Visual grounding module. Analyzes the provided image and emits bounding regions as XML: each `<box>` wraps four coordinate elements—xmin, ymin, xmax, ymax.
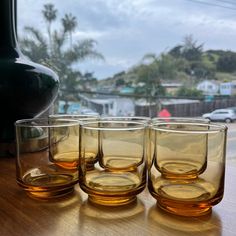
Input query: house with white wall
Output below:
<box><xmin>220</xmin><ymin>81</ymin><xmax>236</xmax><ymax>96</ymax></box>
<box><xmin>196</xmin><ymin>80</ymin><xmax>219</xmax><ymax>95</ymax></box>
<box><xmin>79</xmin><ymin>95</ymin><xmax>135</xmax><ymax>116</ymax></box>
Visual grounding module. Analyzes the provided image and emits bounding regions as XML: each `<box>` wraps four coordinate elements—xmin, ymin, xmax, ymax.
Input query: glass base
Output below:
<box><xmin>88</xmin><ymin>195</ymin><xmax>137</xmax><ymax>206</ymax></box>
<box><xmin>156</xmin><ymin>200</ymin><xmax>212</xmax><ymax>216</ymax></box>
<box><xmin>149</xmin><ymin>176</ymin><xmax>220</xmax><ymax>216</ymax></box>
<box><xmin>26</xmin><ymin>186</ymin><xmax>75</xmax><ymax>200</ymax></box>
<box><xmin>17</xmin><ymin>177</ymin><xmax>76</xmax><ymax>200</ymax></box>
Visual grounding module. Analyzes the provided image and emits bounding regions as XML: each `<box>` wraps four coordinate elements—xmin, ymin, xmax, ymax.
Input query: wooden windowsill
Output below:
<box><xmin>0</xmin><ymin>157</ymin><xmax>235</xmax><ymax>236</ymax></box>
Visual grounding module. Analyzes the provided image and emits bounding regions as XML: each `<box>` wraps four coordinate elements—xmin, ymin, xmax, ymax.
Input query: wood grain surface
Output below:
<box><xmin>0</xmin><ymin>157</ymin><xmax>235</xmax><ymax>236</ymax></box>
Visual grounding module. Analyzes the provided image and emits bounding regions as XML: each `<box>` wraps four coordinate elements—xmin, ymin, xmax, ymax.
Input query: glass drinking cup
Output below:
<box><xmin>149</xmin><ymin>117</ymin><xmax>210</xmax><ymax>168</ymax></box>
<box><xmin>148</xmin><ymin>122</ymin><xmax>227</xmax><ymax>216</ymax></box>
<box><xmin>49</xmin><ymin>114</ymin><xmax>99</xmax><ymax>170</ymax></box>
<box><xmin>79</xmin><ymin>119</ymin><xmax>147</xmax><ymax>206</ymax></box>
<box><xmin>101</xmin><ymin>116</ymin><xmax>151</xmax><ymax>171</ymax></box>
<box><xmin>15</xmin><ymin>118</ymin><xmax>80</xmax><ymax>199</ymax></box>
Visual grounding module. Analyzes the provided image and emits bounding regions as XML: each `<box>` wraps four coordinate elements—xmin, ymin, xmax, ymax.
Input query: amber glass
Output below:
<box><xmin>101</xmin><ymin>116</ymin><xmax>151</xmax><ymax>171</ymax></box>
<box><xmin>49</xmin><ymin>114</ymin><xmax>99</xmax><ymax>169</ymax></box>
<box><xmin>149</xmin><ymin>117</ymin><xmax>210</xmax><ymax>169</ymax></box>
<box><xmin>79</xmin><ymin>119</ymin><xmax>147</xmax><ymax>206</ymax></box>
<box><xmin>100</xmin><ymin>116</ymin><xmax>151</xmax><ymax>123</ymax></box>
<box><xmin>148</xmin><ymin>122</ymin><xmax>227</xmax><ymax>216</ymax></box>
<box><xmin>152</xmin><ymin>117</ymin><xmax>209</xmax><ymax>123</ymax></box>
<box><xmin>15</xmin><ymin>118</ymin><xmax>79</xmax><ymax>199</ymax></box>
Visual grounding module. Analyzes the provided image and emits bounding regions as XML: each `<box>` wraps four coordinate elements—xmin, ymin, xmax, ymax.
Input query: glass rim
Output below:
<box><xmin>152</xmin><ymin>117</ymin><xmax>209</xmax><ymax>121</ymax></box>
<box><xmin>49</xmin><ymin>114</ymin><xmax>99</xmax><ymax>118</ymax></box>
<box><xmin>100</xmin><ymin>116</ymin><xmax>150</xmax><ymax>120</ymax></box>
<box><xmin>49</xmin><ymin>114</ymin><xmax>99</xmax><ymax>122</ymax></box>
<box><xmin>81</xmin><ymin>120</ymin><xmax>147</xmax><ymax>131</ymax></box>
<box><xmin>151</xmin><ymin>122</ymin><xmax>227</xmax><ymax>134</ymax></box>
<box><xmin>15</xmin><ymin>118</ymin><xmax>80</xmax><ymax>128</ymax></box>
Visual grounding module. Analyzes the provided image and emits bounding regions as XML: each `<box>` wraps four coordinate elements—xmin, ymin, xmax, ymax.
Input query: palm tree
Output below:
<box><xmin>42</xmin><ymin>4</ymin><xmax>57</xmax><ymax>54</ymax></box>
<box><xmin>21</xmin><ymin>26</ymin><xmax>49</xmax><ymax>64</ymax></box>
<box><xmin>62</xmin><ymin>13</ymin><xmax>77</xmax><ymax>49</ymax></box>
<box><xmin>133</xmin><ymin>54</ymin><xmax>168</xmax><ymax>116</ymax></box>
<box><xmin>20</xmin><ymin>4</ymin><xmax>104</xmax><ymax>104</ymax></box>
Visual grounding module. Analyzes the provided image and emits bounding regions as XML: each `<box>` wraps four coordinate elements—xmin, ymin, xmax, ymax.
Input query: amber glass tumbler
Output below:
<box><xmin>148</xmin><ymin>122</ymin><xmax>227</xmax><ymax>216</ymax></box>
<box><xmin>49</xmin><ymin>114</ymin><xmax>99</xmax><ymax>170</ymax></box>
<box><xmin>15</xmin><ymin>118</ymin><xmax>79</xmax><ymax>199</ymax></box>
<box><xmin>149</xmin><ymin>117</ymin><xmax>210</xmax><ymax>170</ymax></box>
<box><xmin>79</xmin><ymin>119</ymin><xmax>147</xmax><ymax>206</ymax></box>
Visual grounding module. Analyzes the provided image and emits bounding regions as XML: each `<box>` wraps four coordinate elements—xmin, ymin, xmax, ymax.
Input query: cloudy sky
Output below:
<box><xmin>18</xmin><ymin>0</ymin><xmax>236</xmax><ymax>79</ymax></box>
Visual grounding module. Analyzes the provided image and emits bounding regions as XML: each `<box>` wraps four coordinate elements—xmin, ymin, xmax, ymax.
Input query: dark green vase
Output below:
<box><xmin>0</xmin><ymin>0</ymin><xmax>59</xmax><ymax>156</ymax></box>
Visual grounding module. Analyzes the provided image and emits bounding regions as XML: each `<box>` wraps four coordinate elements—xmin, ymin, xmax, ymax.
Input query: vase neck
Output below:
<box><xmin>0</xmin><ymin>0</ymin><xmax>20</xmax><ymax>58</ymax></box>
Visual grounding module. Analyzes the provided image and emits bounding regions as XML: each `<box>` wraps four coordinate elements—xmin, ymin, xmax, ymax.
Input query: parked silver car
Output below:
<box><xmin>202</xmin><ymin>108</ymin><xmax>236</xmax><ymax>123</ymax></box>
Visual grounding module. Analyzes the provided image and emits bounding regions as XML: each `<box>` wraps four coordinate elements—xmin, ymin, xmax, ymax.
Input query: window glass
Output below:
<box><xmin>17</xmin><ymin>0</ymin><xmax>236</xmax><ymax>117</ymax></box>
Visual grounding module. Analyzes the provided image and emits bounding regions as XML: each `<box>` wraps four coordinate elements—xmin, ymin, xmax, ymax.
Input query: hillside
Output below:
<box><xmin>97</xmin><ymin>39</ymin><xmax>236</xmax><ymax>97</ymax></box>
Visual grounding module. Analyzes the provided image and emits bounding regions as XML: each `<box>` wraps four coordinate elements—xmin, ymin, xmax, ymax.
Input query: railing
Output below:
<box><xmin>57</xmin><ymin>89</ymin><xmax>236</xmax><ymax>117</ymax></box>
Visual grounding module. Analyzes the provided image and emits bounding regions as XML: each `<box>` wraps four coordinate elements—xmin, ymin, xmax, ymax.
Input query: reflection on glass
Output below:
<box><xmin>49</xmin><ymin>114</ymin><xmax>99</xmax><ymax>169</ymax></box>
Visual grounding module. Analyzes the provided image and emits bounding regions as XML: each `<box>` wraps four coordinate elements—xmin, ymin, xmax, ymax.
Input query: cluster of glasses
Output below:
<box><xmin>15</xmin><ymin>115</ymin><xmax>227</xmax><ymax>216</ymax></box>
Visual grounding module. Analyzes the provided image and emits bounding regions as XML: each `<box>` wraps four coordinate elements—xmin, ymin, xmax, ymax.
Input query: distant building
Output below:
<box><xmin>134</xmin><ymin>98</ymin><xmax>200</xmax><ymax>117</ymax></box>
<box><xmin>58</xmin><ymin>101</ymin><xmax>81</xmax><ymax>114</ymax></box>
<box><xmin>79</xmin><ymin>95</ymin><xmax>135</xmax><ymax>116</ymax></box>
<box><xmin>161</xmin><ymin>82</ymin><xmax>182</xmax><ymax>95</ymax></box>
<box><xmin>220</xmin><ymin>81</ymin><xmax>236</xmax><ymax>96</ymax></box>
<box><xmin>196</xmin><ymin>80</ymin><xmax>219</xmax><ymax>95</ymax></box>
<box><xmin>119</xmin><ymin>87</ymin><xmax>135</xmax><ymax>94</ymax></box>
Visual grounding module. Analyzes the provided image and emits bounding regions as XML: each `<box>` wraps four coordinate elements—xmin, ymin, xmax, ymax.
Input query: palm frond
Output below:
<box><xmin>61</xmin><ymin>13</ymin><xmax>77</xmax><ymax>33</ymax></box>
<box><xmin>51</xmin><ymin>30</ymin><xmax>66</xmax><ymax>56</ymax></box>
<box><xmin>24</xmin><ymin>26</ymin><xmax>47</xmax><ymax>46</ymax></box>
<box><xmin>42</xmin><ymin>4</ymin><xmax>57</xmax><ymax>23</ymax></box>
<box><xmin>64</xmin><ymin>39</ymin><xmax>104</xmax><ymax>63</ymax></box>
<box><xmin>20</xmin><ymin>38</ymin><xmax>49</xmax><ymax>63</ymax></box>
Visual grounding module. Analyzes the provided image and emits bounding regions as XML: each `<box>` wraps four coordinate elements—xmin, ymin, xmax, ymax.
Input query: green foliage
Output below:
<box><xmin>21</xmin><ymin>5</ymin><xmax>236</xmax><ymax>102</ymax></box>
<box><xmin>42</xmin><ymin>4</ymin><xmax>57</xmax><ymax>23</ymax></box>
<box><xmin>187</xmin><ymin>61</ymin><xmax>215</xmax><ymax>80</ymax></box>
<box><xmin>98</xmin><ymin>33</ymin><xmax>236</xmax><ymax>101</ymax></box>
<box><xmin>115</xmin><ymin>78</ymin><xmax>125</xmax><ymax>87</ymax></box>
<box><xmin>114</xmin><ymin>71</ymin><xmax>126</xmax><ymax>78</ymax></box>
<box><xmin>62</xmin><ymin>13</ymin><xmax>77</xmax><ymax>48</ymax></box>
<box><xmin>215</xmin><ymin>72</ymin><xmax>236</xmax><ymax>82</ymax></box>
<box><xmin>20</xmin><ymin>3</ymin><xmax>104</xmax><ymax>102</ymax></box>
<box><xmin>132</xmin><ymin>61</ymin><xmax>166</xmax><ymax>97</ymax></box>
<box><xmin>181</xmin><ymin>35</ymin><xmax>203</xmax><ymax>61</ymax></box>
<box><xmin>176</xmin><ymin>86</ymin><xmax>203</xmax><ymax>97</ymax></box>
<box><xmin>168</xmin><ymin>35</ymin><xmax>203</xmax><ymax>63</ymax></box>
<box><xmin>169</xmin><ymin>45</ymin><xmax>182</xmax><ymax>58</ymax></box>
<box><xmin>216</xmin><ymin>52</ymin><xmax>236</xmax><ymax>73</ymax></box>
<box><xmin>158</xmin><ymin>54</ymin><xmax>177</xmax><ymax>80</ymax></box>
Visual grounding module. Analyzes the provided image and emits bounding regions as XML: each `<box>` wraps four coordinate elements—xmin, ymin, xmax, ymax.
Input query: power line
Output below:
<box><xmin>184</xmin><ymin>0</ymin><xmax>236</xmax><ymax>11</ymax></box>
<box><xmin>186</xmin><ymin>0</ymin><xmax>236</xmax><ymax>10</ymax></box>
<box><xmin>214</xmin><ymin>0</ymin><xmax>236</xmax><ymax>6</ymax></box>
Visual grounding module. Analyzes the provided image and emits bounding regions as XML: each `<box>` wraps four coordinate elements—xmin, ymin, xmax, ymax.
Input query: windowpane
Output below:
<box><xmin>17</xmin><ymin>0</ymin><xmax>236</xmax><ymax>117</ymax></box>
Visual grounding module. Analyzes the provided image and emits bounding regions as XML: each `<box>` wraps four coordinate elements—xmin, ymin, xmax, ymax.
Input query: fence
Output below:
<box><xmin>135</xmin><ymin>97</ymin><xmax>236</xmax><ymax>117</ymax></box>
<box><xmin>61</xmin><ymin>90</ymin><xmax>236</xmax><ymax>117</ymax></box>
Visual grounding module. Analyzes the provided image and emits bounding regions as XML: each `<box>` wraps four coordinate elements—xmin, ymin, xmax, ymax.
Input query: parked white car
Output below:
<box><xmin>202</xmin><ymin>108</ymin><xmax>236</xmax><ymax>123</ymax></box>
